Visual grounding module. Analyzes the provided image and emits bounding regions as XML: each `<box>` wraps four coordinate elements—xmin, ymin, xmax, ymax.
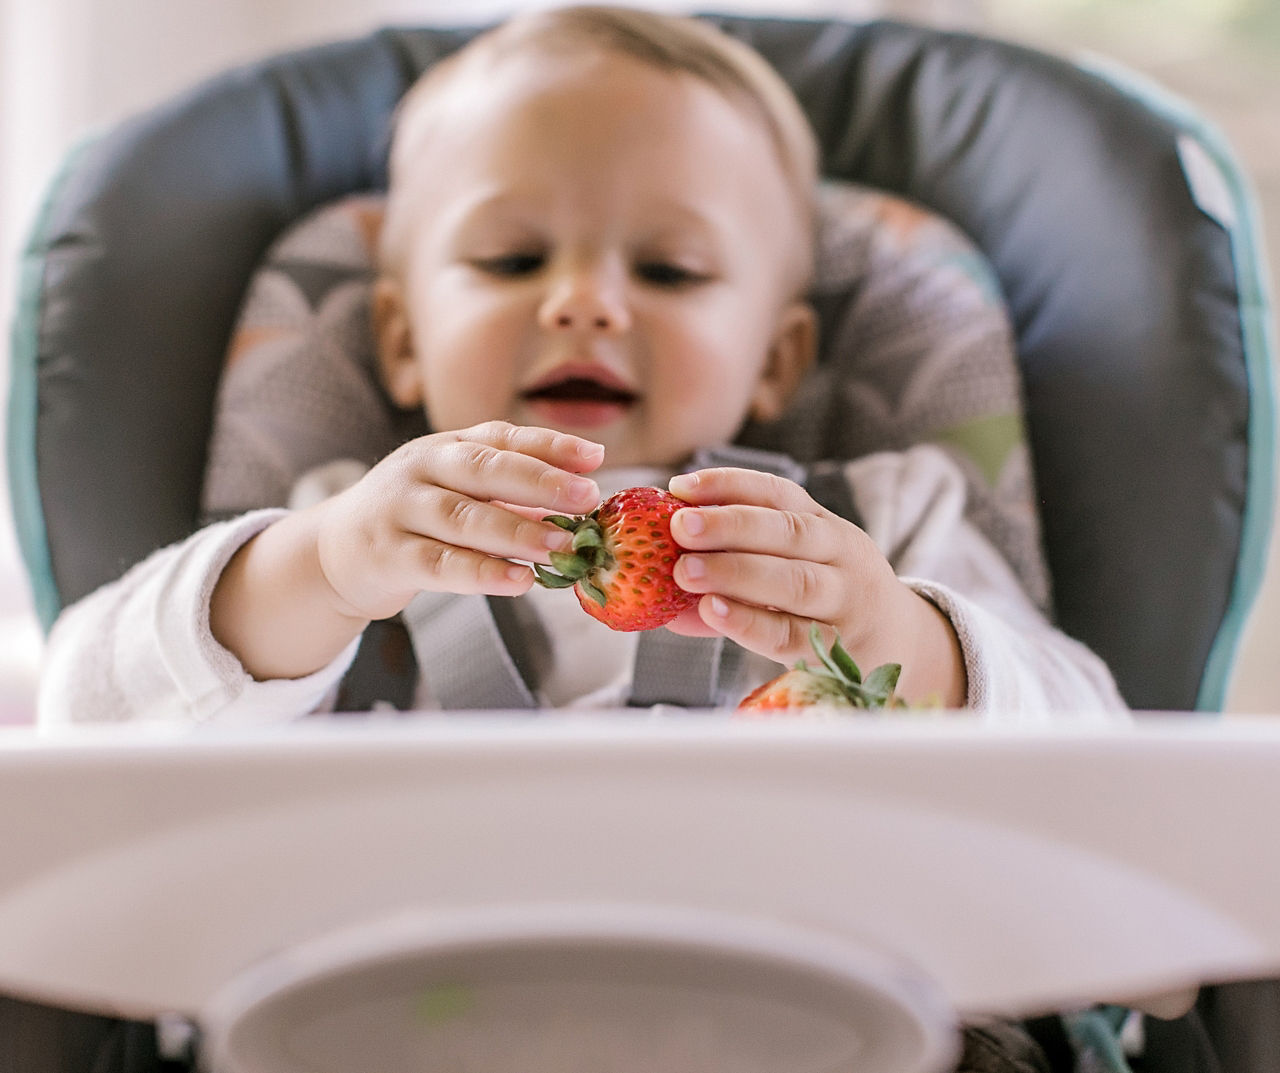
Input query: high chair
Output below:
<box><xmin>4</xmin><ymin>12</ymin><xmax>1277</xmax><ymax>1073</ymax></box>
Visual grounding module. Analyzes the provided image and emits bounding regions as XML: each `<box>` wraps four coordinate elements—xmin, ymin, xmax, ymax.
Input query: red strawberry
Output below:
<box><xmin>533</xmin><ymin>485</ymin><xmax>699</xmax><ymax>632</ymax></box>
<box><xmin>737</xmin><ymin>625</ymin><xmax>905</xmax><ymax>714</ymax></box>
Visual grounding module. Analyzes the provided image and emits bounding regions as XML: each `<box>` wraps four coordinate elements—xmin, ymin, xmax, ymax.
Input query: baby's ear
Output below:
<box><xmin>750</xmin><ymin>300</ymin><xmax>817</xmax><ymax>422</ymax></box>
<box><xmin>371</xmin><ymin>276</ymin><xmax>424</xmax><ymax>409</ymax></box>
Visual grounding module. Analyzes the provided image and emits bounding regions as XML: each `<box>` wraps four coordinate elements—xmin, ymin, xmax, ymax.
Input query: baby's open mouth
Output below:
<box><xmin>521</xmin><ymin>370</ymin><xmax>638</xmax><ymax>429</ymax></box>
<box><xmin>522</xmin><ymin>377</ymin><xmax>638</xmax><ymax>405</ymax></box>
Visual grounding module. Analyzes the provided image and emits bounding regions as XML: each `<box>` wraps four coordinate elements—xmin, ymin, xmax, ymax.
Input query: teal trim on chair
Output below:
<box><xmin>1063</xmin><ymin>1006</ymin><xmax>1137</xmax><ymax>1073</ymax></box>
<box><xmin>1075</xmin><ymin>54</ymin><xmax>1278</xmax><ymax>711</ymax></box>
<box><xmin>6</xmin><ymin>138</ymin><xmax>97</xmax><ymax>633</ymax></box>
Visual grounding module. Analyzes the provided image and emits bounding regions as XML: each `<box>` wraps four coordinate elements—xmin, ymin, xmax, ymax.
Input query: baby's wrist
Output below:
<box><xmin>896</xmin><ymin>584</ymin><xmax>966</xmax><ymax>708</ymax></box>
<box><xmin>294</xmin><ymin>503</ymin><xmax>382</xmax><ymax>626</ymax></box>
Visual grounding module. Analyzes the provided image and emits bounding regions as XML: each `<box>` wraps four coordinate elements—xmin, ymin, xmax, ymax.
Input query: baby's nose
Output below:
<box><xmin>539</xmin><ymin>269</ymin><xmax>631</xmax><ymax>334</ymax></box>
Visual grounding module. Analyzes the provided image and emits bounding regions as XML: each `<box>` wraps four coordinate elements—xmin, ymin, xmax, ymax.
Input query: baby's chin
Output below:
<box><xmin>589</xmin><ymin>442</ymin><xmax>693</xmax><ymax>473</ymax></box>
<box><xmin>505</xmin><ymin>407</ymin><xmax>702</xmax><ymax>473</ymax></box>
<box><xmin>576</xmin><ymin>425</ymin><xmax>707</xmax><ymax>472</ymax></box>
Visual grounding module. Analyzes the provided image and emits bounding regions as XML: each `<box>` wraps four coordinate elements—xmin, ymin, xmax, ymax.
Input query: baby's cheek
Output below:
<box><xmin>435</xmin><ymin>381</ymin><xmax>508</xmax><ymax>429</ymax></box>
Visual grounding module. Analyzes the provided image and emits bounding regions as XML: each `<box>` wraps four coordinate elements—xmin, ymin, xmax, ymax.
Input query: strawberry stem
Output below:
<box><xmin>571</xmin><ymin>528</ymin><xmax>603</xmax><ymax>552</ymax></box>
<box><xmin>534</xmin><ymin>511</ymin><xmax>615</xmax><ymax>595</ymax></box>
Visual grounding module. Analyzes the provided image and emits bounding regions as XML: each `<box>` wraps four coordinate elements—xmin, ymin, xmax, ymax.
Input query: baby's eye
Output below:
<box><xmin>471</xmin><ymin>252</ymin><xmax>545</xmax><ymax>277</ymax></box>
<box><xmin>634</xmin><ymin>261</ymin><xmax>708</xmax><ymax>288</ymax></box>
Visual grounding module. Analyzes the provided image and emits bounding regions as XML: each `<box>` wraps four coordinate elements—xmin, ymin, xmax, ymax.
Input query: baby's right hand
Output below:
<box><xmin>311</xmin><ymin>421</ymin><xmax>602</xmax><ymax>621</ymax></box>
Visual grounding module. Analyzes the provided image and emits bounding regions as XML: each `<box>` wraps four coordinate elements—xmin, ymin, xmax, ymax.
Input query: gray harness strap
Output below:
<box><xmin>626</xmin><ymin>632</ymin><xmax>747</xmax><ymax>709</ymax></box>
<box><xmin>689</xmin><ymin>444</ymin><xmax>810</xmax><ymax>487</ymax></box>
<box><xmin>401</xmin><ymin>591</ymin><xmax>537</xmax><ymax>709</ymax></box>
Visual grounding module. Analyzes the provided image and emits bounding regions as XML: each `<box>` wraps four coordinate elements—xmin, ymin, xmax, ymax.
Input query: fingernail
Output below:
<box><xmin>679</xmin><ymin>509</ymin><xmax>705</xmax><ymax>536</ymax></box>
<box><xmin>669</xmin><ymin>473</ymin><xmax>697</xmax><ymax>496</ymax></box>
<box><xmin>709</xmin><ymin>595</ymin><xmax>730</xmax><ymax>618</ymax></box>
<box><xmin>507</xmin><ymin>563</ymin><xmax>529</xmax><ymax>582</ymax></box>
<box><xmin>567</xmin><ymin>476</ymin><xmax>599</xmax><ymax>505</ymax></box>
<box><xmin>681</xmin><ymin>554</ymin><xmax>706</xmax><ymax>579</ymax></box>
<box><xmin>578</xmin><ymin>441</ymin><xmax>605</xmax><ymax>465</ymax></box>
<box><xmin>545</xmin><ymin>528</ymin><xmax>571</xmax><ymax>550</ymax></box>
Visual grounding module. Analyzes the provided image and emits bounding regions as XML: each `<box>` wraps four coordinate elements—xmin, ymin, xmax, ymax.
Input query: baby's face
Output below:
<box><xmin>379</xmin><ymin>50</ymin><xmax>813</xmax><ymax>468</ymax></box>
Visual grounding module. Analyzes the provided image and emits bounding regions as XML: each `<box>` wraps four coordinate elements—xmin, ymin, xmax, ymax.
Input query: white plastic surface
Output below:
<box><xmin>1</xmin><ymin>713</ymin><xmax>1279</xmax><ymax>1030</ymax></box>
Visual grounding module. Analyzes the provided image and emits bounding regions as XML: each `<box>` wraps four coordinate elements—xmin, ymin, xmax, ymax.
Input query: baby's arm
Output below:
<box><xmin>39</xmin><ymin>509</ymin><xmax>339</xmax><ymax>727</ymax></box>
<box><xmin>667</xmin><ymin>466</ymin><xmax>965</xmax><ymax>707</ymax></box>
<box><xmin>210</xmin><ymin>422</ymin><xmax>602</xmax><ymax>681</ymax></box>
<box><xmin>667</xmin><ymin>453</ymin><xmax>1126</xmax><ymax>714</ymax></box>
<box><xmin>39</xmin><ymin>422</ymin><xmax>602</xmax><ymax>728</ymax></box>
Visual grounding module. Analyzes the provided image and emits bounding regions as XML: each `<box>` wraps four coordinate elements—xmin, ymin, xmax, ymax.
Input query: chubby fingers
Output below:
<box><xmin>320</xmin><ymin>423</ymin><xmax>604</xmax><ymax>615</ymax></box>
<box><xmin>665</xmin><ymin>466</ymin><xmax>886</xmax><ymax>664</ymax></box>
<box><xmin>668</xmin><ymin>466</ymin><xmax>813</xmax><ymax>511</ymax></box>
<box><xmin>318</xmin><ymin>484</ymin><xmax>564</xmax><ymax>615</ymax></box>
<box><xmin>675</xmin><ymin>541</ymin><xmax>852</xmax><ymax>635</ymax></box>
<box><xmin>669</xmin><ymin>467</ymin><xmax>851</xmax><ymax>580</ymax></box>
<box><xmin>689</xmin><ymin>594</ymin><xmax>840</xmax><ymax>667</ymax></box>
<box><xmin>386</xmin><ymin>496</ymin><xmax>569</xmax><ymax>587</ymax></box>
<box><xmin>397</xmin><ymin>423</ymin><xmax>602</xmax><ymax>555</ymax></box>
<box><xmin>432</xmin><ymin>421</ymin><xmax>604</xmax><ymax>510</ymax></box>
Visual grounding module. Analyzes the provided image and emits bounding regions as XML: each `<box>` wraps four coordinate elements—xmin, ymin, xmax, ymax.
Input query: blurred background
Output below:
<box><xmin>2</xmin><ymin>0</ymin><xmax>1276</xmax><ymax>722</ymax></box>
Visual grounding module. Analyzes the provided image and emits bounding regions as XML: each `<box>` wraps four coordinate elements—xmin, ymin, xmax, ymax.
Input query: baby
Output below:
<box><xmin>41</xmin><ymin>5</ymin><xmax>1124</xmax><ymax>723</ymax></box>
<box><xmin>30</xmin><ymin>9</ymin><xmax>1137</xmax><ymax>1072</ymax></box>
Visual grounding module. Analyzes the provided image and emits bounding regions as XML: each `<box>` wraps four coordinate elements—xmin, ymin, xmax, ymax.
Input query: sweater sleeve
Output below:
<box><xmin>845</xmin><ymin>446</ymin><xmax>1128</xmax><ymax>719</ymax></box>
<box><xmin>37</xmin><ymin>510</ymin><xmax>360</xmax><ymax>729</ymax></box>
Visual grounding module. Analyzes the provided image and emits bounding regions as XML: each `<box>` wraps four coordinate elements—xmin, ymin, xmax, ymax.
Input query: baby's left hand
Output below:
<box><xmin>666</xmin><ymin>467</ymin><xmax>963</xmax><ymax>707</ymax></box>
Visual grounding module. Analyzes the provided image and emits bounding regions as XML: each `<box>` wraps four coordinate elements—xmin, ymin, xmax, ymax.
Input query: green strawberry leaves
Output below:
<box><xmin>817</xmin><ymin>630</ymin><xmax>861</xmax><ymax>684</ymax></box>
<box><xmin>806</xmin><ymin>623</ymin><xmax>905</xmax><ymax>710</ymax></box>
<box><xmin>570</xmin><ymin>527</ymin><xmax>604</xmax><ymax>552</ymax></box>
<box><xmin>546</xmin><ymin>552</ymin><xmax>588</xmax><ymax>579</ymax></box>
<box><xmin>533</xmin><ymin>509</ymin><xmax>614</xmax><ymax>607</ymax></box>
<box><xmin>578</xmin><ymin>580</ymin><xmax>608</xmax><ymax>608</ymax></box>
<box><xmin>531</xmin><ymin>564</ymin><xmax>577</xmax><ymax>589</ymax></box>
<box><xmin>862</xmin><ymin>663</ymin><xmax>903</xmax><ymax>703</ymax></box>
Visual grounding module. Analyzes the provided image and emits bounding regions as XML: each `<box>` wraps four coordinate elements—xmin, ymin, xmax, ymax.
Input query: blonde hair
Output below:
<box><xmin>380</xmin><ymin>5</ymin><xmax>819</xmax><ymax>289</ymax></box>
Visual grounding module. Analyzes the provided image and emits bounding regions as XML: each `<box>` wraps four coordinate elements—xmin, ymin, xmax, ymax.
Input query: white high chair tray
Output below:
<box><xmin>1</xmin><ymin>714</ymin><xmax>1279</xmax><ymax>1069</ymax></box>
